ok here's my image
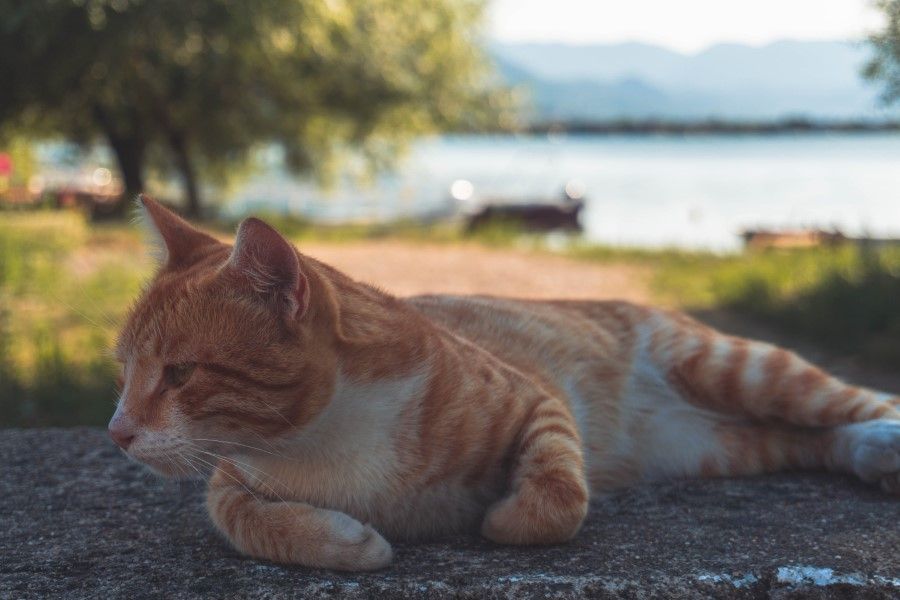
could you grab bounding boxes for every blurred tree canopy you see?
[0,0,511,217]
[866,0,900,106]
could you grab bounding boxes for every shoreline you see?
[475,119,900,136]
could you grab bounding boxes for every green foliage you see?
[0,212,148,426]
[711,248,900,367]
[0,212,86,293]
[865,0,900,105]
[620,245,900,369]
[0,0,512,213]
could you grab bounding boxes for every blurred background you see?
[1,0,899,426]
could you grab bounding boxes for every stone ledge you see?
[1,428,898,599]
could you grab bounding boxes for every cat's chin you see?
[131,453,207,480]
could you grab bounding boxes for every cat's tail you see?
[652,311,899,427]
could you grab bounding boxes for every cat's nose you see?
[108,422,136,450]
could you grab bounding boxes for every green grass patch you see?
[702,246,900,368]
[571,243,900,369]
[0,211,149,426]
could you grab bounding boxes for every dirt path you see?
[303,240,900,395]
[303,241,653,301]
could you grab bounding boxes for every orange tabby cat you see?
[109,196,900,571]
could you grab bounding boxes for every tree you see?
[865,0,900,106]
[0,0,508,217]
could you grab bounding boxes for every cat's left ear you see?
[138,195,221,268]
[227,217,310,320]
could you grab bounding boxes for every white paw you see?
[321,511,393,571]
[838,419,900,494]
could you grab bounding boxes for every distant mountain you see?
[490,40,897,121]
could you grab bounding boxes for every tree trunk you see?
[169,133,202,219]
[96,134,146,220]
[93,106,146,219]
[109,137,146,203]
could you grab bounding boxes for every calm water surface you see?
[229,134,900,251]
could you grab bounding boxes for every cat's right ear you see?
[226,217,311,321]
[136,195,221,268]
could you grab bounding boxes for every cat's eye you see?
[163,362,197,389]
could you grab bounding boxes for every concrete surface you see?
[1,428,898,599]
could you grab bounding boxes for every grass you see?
[0,212,150,426]
[658,245,900,367]
[572,243,900,367]
[1,210,898,427]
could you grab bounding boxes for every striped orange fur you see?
[108,197,900,571]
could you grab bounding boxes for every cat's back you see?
[408,294,643,392]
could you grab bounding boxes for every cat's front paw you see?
[319,510,393,571]
[481,481,587,545]
[839,419,900,494]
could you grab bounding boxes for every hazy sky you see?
[488,0,885,53]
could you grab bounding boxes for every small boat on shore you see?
[459,180,585,233]
[741,228,900,250]
[466,197,583,233]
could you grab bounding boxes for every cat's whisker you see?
[184,451,266,505]
[217,468,308,523]
[189,437,273,454]
[248,429,282,453]
[190,437,294,461]
[178,452,209,481]
[183,450,253,492]
[171,453,201,482]
[199,450,280,485]
[188,446,288,498]
[253,397,294,428]
[161,454,183,480]
[185,445,307,520]
[45,288,116,332]
[60,270,120,327]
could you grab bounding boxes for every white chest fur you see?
[236,369,429,517]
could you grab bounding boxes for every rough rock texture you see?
[1,428,898,599]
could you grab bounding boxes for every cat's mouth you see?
[144,456,197,478]
[129,451,211,479]
[123,440,214,480]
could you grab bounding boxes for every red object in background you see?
[0,153,11,176]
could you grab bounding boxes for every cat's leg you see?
[597,406,900,495]
[206,463,392,570]
[481,396,589,545]
[673,419,900,494]
[648,316,900,492]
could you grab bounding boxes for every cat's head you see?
[108,197,337,477]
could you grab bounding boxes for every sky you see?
[488,0,885,53]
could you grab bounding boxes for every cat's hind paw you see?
[838,418,900,495]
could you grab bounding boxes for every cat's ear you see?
[227,217,310,320]
[137,195,221,268]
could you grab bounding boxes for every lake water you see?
[229,134,900,251]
